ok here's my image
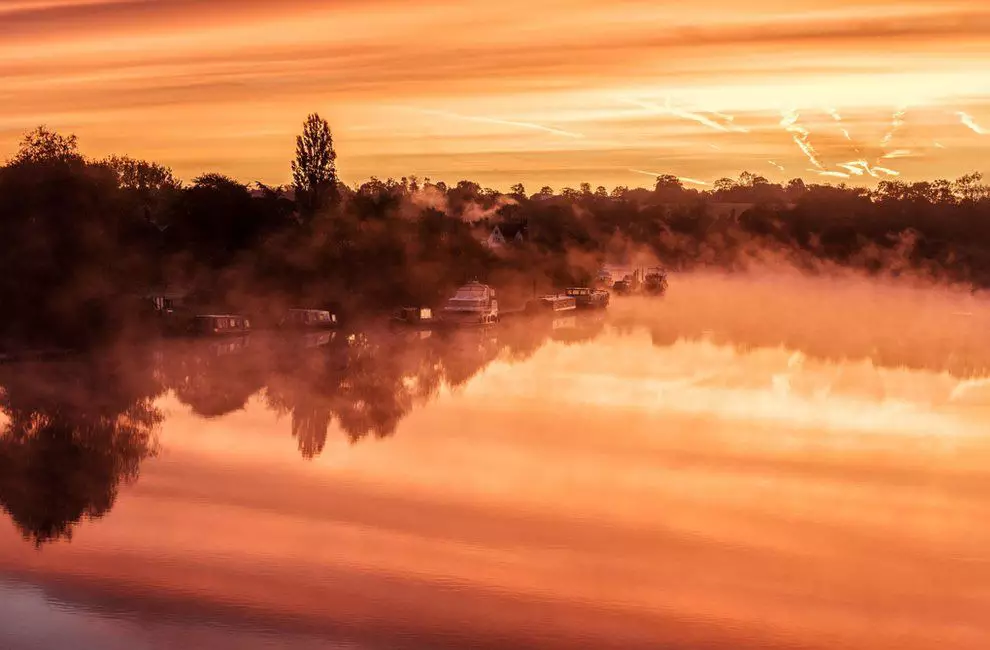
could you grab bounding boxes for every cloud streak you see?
[0,0,988,187]
[412,108,585,139]
[624,98,749,133]
[957,111,987,135]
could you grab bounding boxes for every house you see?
[486,222,527,248]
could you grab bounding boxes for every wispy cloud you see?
[824,107,852,140]
[628,169,708,185]
[625,98,749,133]
[768,160,785,171]
[413,108,585,139]
[781,109,824,169]
[957,111,987,135]
[880,107,907,147]
[873,166,901,176]
[837,162,866,176]
[816,170,851,179]
[881,149,913,159]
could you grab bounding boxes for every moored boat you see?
[526,294,577,314]
[391,306,437,329]
[565,287,610,310]
[279,308,337,330]
[441,281,499,326]
[187,314,252,336]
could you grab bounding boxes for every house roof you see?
[494,222,527,239]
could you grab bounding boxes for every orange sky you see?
[1,0,989,189]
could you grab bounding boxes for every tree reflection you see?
[262,314,609,459]
[0,313,610,544]
[0,353,163,545]
[159,336,267,418]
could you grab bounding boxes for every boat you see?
[441,281,499,326]
[525,294,577,314]
[279,308,337,330]
[391,306,437,328]
[186,314,252,336]
[643,267,669,295]
[565,287,610,310]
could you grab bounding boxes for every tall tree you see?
[9,125,83,166]
[292,113,338,216]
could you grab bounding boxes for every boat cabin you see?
[393,307,435,325]
[528,294,577,313]
[188,314,251,336]
[442,281,499,325]
[565,287,610,309]
[280,308,337,329]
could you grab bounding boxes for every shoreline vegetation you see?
[2,114,989,351]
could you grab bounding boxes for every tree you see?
[654,174,682,191]
[713,177,737,194]
[292,113,338,216]
[101,155,179,192]
[9,126,82,166]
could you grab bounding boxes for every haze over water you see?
[2,272,990,649]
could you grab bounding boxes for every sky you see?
[1,0,989,189]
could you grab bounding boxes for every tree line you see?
[1,114,989,350]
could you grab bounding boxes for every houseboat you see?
[187,314,252,336]
[565,287,610,310]
[526,294,577,314]
[279,308,337,330]
[391,306,437,329]
[441,281,499,326]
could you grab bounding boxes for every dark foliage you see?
[2,124,989,351]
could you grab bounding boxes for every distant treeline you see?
[2,115,989,348]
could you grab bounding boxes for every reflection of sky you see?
[2,273,990,648]
[1,1,988,188]
[0,581,350,650]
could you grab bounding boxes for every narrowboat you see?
[391,306,437,328]
[526,294,577,314]
[279,308,337,330]
[565,287,610,310]
[187,314,252,336]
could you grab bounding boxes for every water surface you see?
[2,274,990,649]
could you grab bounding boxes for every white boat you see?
[441,281,499,326]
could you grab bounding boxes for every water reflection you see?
[0,353,163,546]
[2,276,990,649]
[0,313,605,543]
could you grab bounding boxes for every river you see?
[2,272,989,649]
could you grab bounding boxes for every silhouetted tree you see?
[292,113,338,217]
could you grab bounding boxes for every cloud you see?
[412,108,585,139]
[880,107,907,147]
[624,98,749,133]
[957,111,987,135]
[628,169,708,185]
[781,109,824,169]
